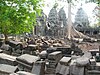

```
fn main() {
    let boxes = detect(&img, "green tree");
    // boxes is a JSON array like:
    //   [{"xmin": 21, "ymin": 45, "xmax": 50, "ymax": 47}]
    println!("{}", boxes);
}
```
[{"xmin": 0, "ymin": 0, "xmax": 44, "ymax": 41}]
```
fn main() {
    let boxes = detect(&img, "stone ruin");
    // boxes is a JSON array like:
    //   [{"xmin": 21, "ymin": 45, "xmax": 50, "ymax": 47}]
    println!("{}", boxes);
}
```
[
  {"xmin": 0, "ymin": 35, "xmax": 99, "ymax": 75},
  {"xmin": 0, "ymin": 4, "xmax": 100, "ymax": 75},
  {"xmin": 35, "ymin": 7, "xmax": 67, "ymax": 38},
  {"xmin": 34, "ymin": 7, "xmax": 100, "ymax": 39}
]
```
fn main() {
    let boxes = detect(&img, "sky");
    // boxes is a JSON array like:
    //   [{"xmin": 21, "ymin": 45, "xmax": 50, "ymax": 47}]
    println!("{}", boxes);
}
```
[{"xmin": 42, "ymin": 0, "xmax": 97, "ymax": 25}]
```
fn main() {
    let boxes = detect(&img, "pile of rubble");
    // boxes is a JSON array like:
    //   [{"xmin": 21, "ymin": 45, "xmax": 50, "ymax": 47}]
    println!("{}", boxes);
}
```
[{"xmin": 0, "ymin": 36, "xmax": 99, "ymax": 75}]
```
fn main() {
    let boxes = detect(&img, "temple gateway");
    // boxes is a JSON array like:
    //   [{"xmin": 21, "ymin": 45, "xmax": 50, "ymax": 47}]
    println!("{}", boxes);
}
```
[{"xmin": 34, "ymin": 7, "xmax": 100, "ymax": 38}]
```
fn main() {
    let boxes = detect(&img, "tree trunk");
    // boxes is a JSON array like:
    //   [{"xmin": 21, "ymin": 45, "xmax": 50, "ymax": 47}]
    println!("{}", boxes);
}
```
[
  {"xmin": 4, "ymin": 34, "xmax": 8, "ymax": 42},
  {"xmin": 67, "ymin": 2, "xmax": 72, "ymax": 40},
  {"xmin": 66, "ymin": 1, "xmax": 89, "ymax": 40},
  {"xmin": 32, "ymin": 26, "xmax": 35, "ymax": 38}
]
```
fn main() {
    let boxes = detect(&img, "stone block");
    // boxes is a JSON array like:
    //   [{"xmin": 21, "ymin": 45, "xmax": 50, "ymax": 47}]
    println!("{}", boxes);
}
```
[
  {"xmin": 0, "ymin": 53, "xmax": 17, "ymax": 66},
  {"xmin": 10, "ymin": 71, "xmax": 36, "ymax": 75},
  {"xmin": 31, "ymin": 61, "xmax": 45, "ymax": 75},
  {"xmin": 16, "ymin": 54, "xmax": 40, "ymax": 70},
  {"xmin": 76, "ymin": 57, "xmax": 89, "ymax": 66},
  {"xmin": 87, "ymin": 70, "xmax": 100, "ymax": 75},
  {"xmin": 60, "ymin": 57, "xmax": 71, "ymax": 66},
  {"xmin": 90, "ymin": 58, "xmax": 96, "ymax": 65},
  {"xmin": 0, "ymin": 64, "xmax": 17, "ymax": 75},
  {"xmin": 46, "ymin": 47, "xmax": 57, "ymax": 53},
  {"xmin": 70, "ymin": 65, "xmax": 84, "ymax": 75},
  {"xmin": 48, "ymin": 51, "xmax": 62, "ymax": 60},
  {"xmin": 39, "ymin": 51, "xmax": 47, "ymax": 59}
]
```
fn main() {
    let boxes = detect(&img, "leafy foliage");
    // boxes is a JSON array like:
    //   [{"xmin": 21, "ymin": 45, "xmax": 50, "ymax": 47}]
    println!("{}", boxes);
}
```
[
  {"xmin": 0, "ymin": 0, "xmax": 44, "ymax": 35},
  {"xmin": 86, "ymin": 0, "xmax": 100, "ymax": 4}
]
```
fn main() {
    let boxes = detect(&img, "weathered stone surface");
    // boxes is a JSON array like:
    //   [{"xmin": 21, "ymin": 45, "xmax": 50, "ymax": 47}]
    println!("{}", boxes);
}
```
[
  {"xmin": 39, "ymin": 51, "xmax": 47, "ymax": 59},
  {"xmin": 0, "ymin": 44, "xmax": 11, "ymax": 51},
  {"xmin": 48, "ymin": 51, "xmax": 62, "ymax": 67},
  {"xmin": 59, "ymin": 65, "xmax": 69, "ymax": 75},
  {"xmin": 6, "ymin": 41, "xmax": 21, "ymax": 48},
  {"xmin": 46, "ymin": 47, "xmax": 57, "ymax": 53},
  {"xmin": 83, "ymin": 51, "xmax": 92, "ymax": 59},
  {"xmin": 95, "ymin": 62, "xmax": 100, "ymax": 70},
  {"xmin": 27, "ymin": 44, "xmax": 37, "ymax": 51},
  {"xmin": 71, "ymin": 55, "xmax": 80, "ymax": 60},
  {"xmin": 76, "ymin": 57, "xmax": 89, "ymax": 66},
  {"xmin": 46, "ymin": 68, "xmax": 56, "ymax": 74},
  {"xmin": 90, "ymin": 62, "xmax": 100, "ymax": 71},
  {"xmin": 56, "ymin": 46, "xmax": 72, "ymax": 55},
  {"xmin": 87, "ymin": 70, "xmax": 100, "ymax": 75},
  {"xmin": 10, "ymin": 71, "xmax": 36, "ymax": 75},
  {"xmin": 16, "ymin": 54, "xmax": 40, "ymax": 65},
  {"xmin": 90, "ymin": 58, "xmax": 96, "ymax": 65},
  {"xmin": 56, "ymin": 63, "xmax": 69, "ymax": 75},
  {"xmin": 16, "ymin": 54, "xmax": 40, "ymax": 70},
  {"xmin": 0, "ymin": 64, "xmax": 17, "ymax": 75},
  {"xmin": 0, "ymin": 53, "xmax": 17, "ymax": 66},
  {"xmin": 31, "ymin": 61, "xmax": 45, "ymax": 75},
  {"xmin": 48, "ymin": 51, "xmax": 62, "ymax": 60},
  {"xmin": 70, "ymin": 65, "xmax": 84, "ymax": 75},
  {"xmin": 56, "ymin": 63, "xmax": 62, "ymax": 73},
  {"xmin": 60, "ymin": 57, "xmax": 71, "ymax": 66}
]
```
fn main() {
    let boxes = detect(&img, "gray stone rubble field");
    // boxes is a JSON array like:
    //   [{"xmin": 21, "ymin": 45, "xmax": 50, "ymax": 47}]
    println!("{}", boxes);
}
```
[{"xmin": 0, "ymin": 36, "xmax": 100, "ymax": 75}]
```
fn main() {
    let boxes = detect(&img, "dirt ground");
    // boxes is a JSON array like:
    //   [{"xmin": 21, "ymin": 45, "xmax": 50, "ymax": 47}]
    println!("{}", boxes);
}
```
[{"xmin": 78, "ymin": 42, "xmax": 100, "ymax": 51}]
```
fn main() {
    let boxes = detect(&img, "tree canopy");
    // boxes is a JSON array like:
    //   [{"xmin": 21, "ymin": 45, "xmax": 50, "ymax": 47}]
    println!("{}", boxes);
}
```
[{"xmin": 0, "ymin": 0, "xmax": 44, "ymax": 37}]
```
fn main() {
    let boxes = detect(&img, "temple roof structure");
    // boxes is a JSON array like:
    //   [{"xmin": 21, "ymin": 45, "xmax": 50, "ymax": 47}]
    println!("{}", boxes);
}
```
[
  {"xmin": 75, "ymin": 7, "xmax": 89, "ymax": 28},
  {"xmin": 58, "ymin": 7, "xmax": 67, "ymax": 27}
]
